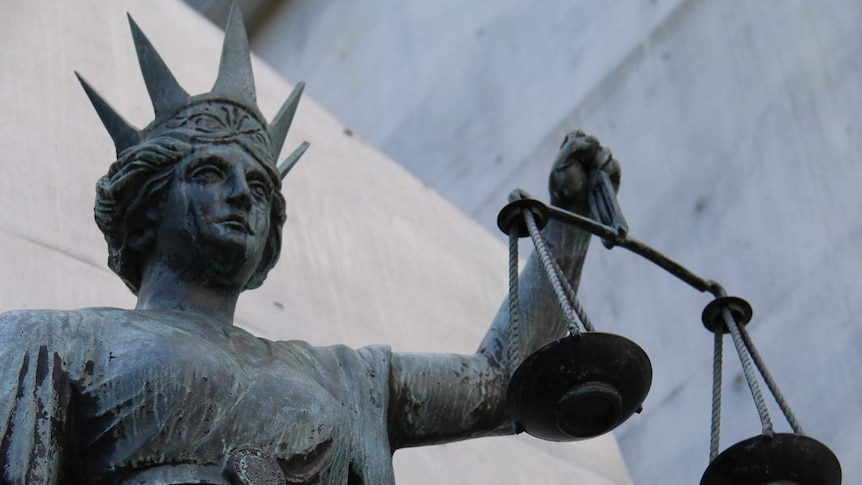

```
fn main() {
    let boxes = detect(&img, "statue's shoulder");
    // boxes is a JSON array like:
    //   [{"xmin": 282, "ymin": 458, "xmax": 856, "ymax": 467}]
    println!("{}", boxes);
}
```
[
  {"xmin": 0, "ymin": 307, "xmax": 131, "ymax": 336},
  {"xmin": 272, "ymin": 339, "xmax": 391, "ymax": 365}
]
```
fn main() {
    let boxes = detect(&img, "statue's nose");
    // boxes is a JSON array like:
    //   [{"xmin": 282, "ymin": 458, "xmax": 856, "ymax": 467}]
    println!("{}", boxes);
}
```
[{"xmin": 225, "ymin": 172, "xmax": 252, "ymax": 210}]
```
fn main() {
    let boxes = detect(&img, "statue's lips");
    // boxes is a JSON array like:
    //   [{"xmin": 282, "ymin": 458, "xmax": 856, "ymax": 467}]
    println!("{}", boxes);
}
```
[{"xmin": 217, "ymin": 216, "xmax": 253, "ymax": 235}]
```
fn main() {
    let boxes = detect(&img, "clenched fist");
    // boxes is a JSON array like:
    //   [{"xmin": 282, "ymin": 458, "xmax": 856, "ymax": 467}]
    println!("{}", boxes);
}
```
[{"xmin": 548, "ymin": 131, "xmax": 621, "ymax": 215}]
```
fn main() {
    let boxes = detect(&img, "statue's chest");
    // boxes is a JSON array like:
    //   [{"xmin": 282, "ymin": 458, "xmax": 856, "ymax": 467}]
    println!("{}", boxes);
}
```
[{"xmin": 82, "ymin": 325, "xmax": 349, "ymax": 476}]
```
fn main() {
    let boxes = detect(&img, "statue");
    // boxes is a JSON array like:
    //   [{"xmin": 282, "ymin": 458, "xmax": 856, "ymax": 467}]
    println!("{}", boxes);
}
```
[{"xmin": 0, "ymin": 5, "xmax": 620, "ymax": 484}]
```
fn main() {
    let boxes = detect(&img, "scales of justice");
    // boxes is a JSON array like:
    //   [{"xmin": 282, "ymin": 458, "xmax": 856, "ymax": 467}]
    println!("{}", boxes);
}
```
[{"xmin": 0, "ymin": 3, "xmax": 841, "ymax": 484}]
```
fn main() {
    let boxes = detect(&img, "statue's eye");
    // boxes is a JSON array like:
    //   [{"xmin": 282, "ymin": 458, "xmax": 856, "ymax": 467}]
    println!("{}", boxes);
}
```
[
  {"xmin": 190, "ymin": 163, "xmax": 225, "ymax": 182},
  {"xmin": 248, "ymin": 178, "xmax": 272, "ymax": 201}
]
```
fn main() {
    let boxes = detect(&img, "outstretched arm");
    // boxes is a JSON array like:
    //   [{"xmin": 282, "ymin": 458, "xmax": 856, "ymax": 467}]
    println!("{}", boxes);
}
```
[{"xmin": 388, "ymin": 132, "xmax": 621, "ymax": 449}]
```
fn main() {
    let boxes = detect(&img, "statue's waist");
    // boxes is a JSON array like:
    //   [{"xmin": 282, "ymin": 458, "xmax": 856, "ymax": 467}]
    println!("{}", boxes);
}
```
[
  {"xmin": 117, "ymin": 451, "xmax": 287, "ymax": 485},
  {"xmin": 118, "ymin": 463, "xmax": 232, "ymax": 485}
]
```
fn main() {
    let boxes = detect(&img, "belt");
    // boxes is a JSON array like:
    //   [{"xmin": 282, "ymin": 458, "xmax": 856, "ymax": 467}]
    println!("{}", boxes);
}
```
[
  {"xmin": 119, "ymin": 448, "xmax": 286, "ymax": 485},
  {"xmin": 118, "ymin": 463, "xmax": 231, "ymax": 485}
]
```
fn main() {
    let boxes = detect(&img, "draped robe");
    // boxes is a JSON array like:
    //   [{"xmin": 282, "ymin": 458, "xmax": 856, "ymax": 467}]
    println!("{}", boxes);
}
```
[{"xmin": 0, "ymin": 308, "xmax": 394, "ymax": 484}]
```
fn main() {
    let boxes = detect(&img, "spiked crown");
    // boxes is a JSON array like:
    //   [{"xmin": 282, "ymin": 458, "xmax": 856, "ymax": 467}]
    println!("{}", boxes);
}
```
[{"xmin": 76, "ymin": 3, "xmax": 308, "ymax": 179}]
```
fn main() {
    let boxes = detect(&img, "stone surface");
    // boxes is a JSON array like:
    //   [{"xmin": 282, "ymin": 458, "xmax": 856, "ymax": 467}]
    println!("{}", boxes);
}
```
[
  {"xmin": 0, "ymin": 0, "xmax": 632, "ymax": 483},
  {"xmin": 252, "ymin": 0, "xmax": 686, "ymax": 220}
]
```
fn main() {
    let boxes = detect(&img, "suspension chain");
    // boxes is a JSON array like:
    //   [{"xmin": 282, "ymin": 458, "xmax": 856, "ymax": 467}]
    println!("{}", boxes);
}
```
[
  {"xmin": 507, "ymin": 227, "xmax": 522, "ymax": 377},
  {"xmin": 710, "ymin": 328, "xmax": 723, "ymax": 460},
  {"xmin": 737, "ymin": 323, "xmax": 804, "ymax": 434},
  {"xmin": 722, "ymin": 307, "xmax": 774, "ymax": 436},
  {"xmin": 522, "ymin": 208, "xmax": 580, "ymax": 334},
  {"xmin": 550, "ymin": 257, "xmax": 595, "ymax": 332}
]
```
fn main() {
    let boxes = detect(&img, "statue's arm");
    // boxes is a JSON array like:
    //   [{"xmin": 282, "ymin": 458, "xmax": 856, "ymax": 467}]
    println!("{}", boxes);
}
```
[{"xmin": 388, "ymin": 132, "xmax": 620, "ymax": 449}]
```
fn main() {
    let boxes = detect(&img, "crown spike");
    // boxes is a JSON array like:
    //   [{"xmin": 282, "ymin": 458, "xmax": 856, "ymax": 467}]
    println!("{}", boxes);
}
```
[
  {"xmin": 270, "ymin": 82, "xmax": 305, "ymax": 158},
  {"xmin": 76, "ymin": 72, "xmax": 140, "ymax": 156},
  {"xmin": 128, "ymin": 15, "xmax": 190, "ymax": 119},
  {"xmin": 278, "ymin": 141, "xmax": 310, "ymax": 180},
  {"xmin": 212, "ymin": 2, "xmax": 256, "ymax": 106}
]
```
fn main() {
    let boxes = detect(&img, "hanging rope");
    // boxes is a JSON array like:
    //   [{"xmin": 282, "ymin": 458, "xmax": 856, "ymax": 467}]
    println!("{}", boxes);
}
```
[
  {"xmin": 710, "ymin": 328, "xmax": 723, "ymax": 461},
  {"xmin": 550, "ymin": 258, "xmax": 595, "ymax": 332},
  {"xmin": 737, "ymin": 323, "xmax": 805, "ymax": 435},
  {"xmin": 722, "ymin": 307, "xmax": 774, "ymax": 436},
  {"xmin": 507, "ymin": 227, "xmax": 523, "ymax": 377},
  {"xmin": 522, "ymin": 208, "xmax": 580, "ymax": 334}
]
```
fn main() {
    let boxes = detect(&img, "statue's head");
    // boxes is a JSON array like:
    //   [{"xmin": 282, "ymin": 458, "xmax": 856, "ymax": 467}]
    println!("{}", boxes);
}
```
[{"xmin": 78, "ymin": 5, "xmax": 307, "ymax": 294}]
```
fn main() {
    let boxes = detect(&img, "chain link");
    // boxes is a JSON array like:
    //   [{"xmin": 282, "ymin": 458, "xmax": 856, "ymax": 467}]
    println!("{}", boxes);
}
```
[
  {"xmin": 507, "ymin": 228, "xmax": 522, "ymax": 377},
  {"xmin": 523, "ymin": 209, "xmax": 580, "ymax": 334}
]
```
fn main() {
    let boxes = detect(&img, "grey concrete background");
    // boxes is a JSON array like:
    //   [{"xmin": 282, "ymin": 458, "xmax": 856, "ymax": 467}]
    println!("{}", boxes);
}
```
[{"xmin": 242, "ymin": 0, "xmax": 862, "ymax": 483}]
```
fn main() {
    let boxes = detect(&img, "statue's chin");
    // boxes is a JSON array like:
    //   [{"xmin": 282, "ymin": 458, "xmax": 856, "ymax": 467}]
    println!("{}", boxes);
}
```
[{"xmin": 158, "ymin": 232, "xmax": 262, "ymax": 291}]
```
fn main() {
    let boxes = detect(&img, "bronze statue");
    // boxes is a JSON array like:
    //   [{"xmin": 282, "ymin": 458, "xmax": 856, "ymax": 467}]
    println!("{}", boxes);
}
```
[{"xmin": 0, "ymin": 5, "xmax": 619, "ymax": 484}]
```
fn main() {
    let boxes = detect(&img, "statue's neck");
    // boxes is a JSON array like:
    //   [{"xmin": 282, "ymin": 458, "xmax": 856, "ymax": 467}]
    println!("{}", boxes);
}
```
[{"xmin": 135, "ymin": 263, "xmax": 241, "ymax": 327}]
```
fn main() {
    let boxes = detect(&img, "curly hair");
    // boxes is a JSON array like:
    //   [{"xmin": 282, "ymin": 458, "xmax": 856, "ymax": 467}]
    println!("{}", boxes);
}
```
[{"xmin": 94, "ymin": 109, "xmax": 287, "ymax": 295}]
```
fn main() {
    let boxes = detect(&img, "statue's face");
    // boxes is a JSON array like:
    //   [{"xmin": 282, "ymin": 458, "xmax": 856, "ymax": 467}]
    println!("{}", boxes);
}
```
[{"xmin": 153, "ymin": 142, "xmax": 274, "ymax": 286}]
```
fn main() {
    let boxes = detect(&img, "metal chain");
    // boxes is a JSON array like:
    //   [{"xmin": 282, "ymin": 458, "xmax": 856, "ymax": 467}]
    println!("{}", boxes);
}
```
[
  {"xmin": 523, "ymin": 209, "xmax": 580, "ymax": 334},
  {"xmin": 722, "ymin": 307, "xmax": 774, "ymax": 436},
  {"xmin": 507, "ymin": 228, "xmax": 522, "ymax": 377},
  {"xmin": 550, "ymin": 258, "xmax": 595, "ymax": 332},
  {"xmin": 737, "ymin": 323, "xmax": 805, "ymax": 434},
  {"xmin": 710, "ymin": 329, "xmax": 723, "ymax": 461}
]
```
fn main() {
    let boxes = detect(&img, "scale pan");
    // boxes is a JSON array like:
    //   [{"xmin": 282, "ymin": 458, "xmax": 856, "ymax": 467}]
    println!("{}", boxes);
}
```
[
  {"xmin": 507, "ymin": 332, "xmax": 651, "ymax": 441},
  {"xmin": 701, "ymin": 433, "xmax": 841, "ymax": 485}
]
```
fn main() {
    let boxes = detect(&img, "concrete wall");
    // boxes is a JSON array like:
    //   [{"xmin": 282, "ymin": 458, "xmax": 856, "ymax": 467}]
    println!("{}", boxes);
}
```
[
  {"xmin": 0, "ymin": 0, "xmax": 631, "ymax": 483},
  {"xmin": 251, "ymin": 0, "xmax": 862, "ymax": 483}
]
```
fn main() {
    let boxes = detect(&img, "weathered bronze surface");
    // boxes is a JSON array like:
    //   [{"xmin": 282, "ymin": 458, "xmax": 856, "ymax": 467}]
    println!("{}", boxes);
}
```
[{"xmin": 0, "ymin": 5, "xmax": 621, "ymax": 484}]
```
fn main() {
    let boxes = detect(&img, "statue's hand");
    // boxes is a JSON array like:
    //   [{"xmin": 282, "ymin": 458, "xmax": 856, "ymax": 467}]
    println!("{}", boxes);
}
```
[{"xmin": 548, "ymin": 130, "xmax": 621, "ymax": 214}]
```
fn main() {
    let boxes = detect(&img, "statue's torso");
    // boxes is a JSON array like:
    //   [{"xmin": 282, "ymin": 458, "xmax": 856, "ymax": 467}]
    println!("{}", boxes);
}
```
[{"xmin": 0, "ymin": 308, "xmax": 394, "ymax": 484}]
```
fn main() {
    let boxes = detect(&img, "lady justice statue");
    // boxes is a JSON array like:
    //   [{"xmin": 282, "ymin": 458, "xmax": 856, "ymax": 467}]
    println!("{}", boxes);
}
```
[{"xmin": 0, "ymin": 5, "xmax": 620, "ymax": 484}]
